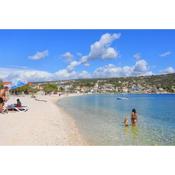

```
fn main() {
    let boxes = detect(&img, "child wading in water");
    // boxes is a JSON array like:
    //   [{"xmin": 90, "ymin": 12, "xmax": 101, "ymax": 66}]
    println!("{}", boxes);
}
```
[{"xmin": 124, "ymin": 117, "xmax": 129, "ymax": 127}]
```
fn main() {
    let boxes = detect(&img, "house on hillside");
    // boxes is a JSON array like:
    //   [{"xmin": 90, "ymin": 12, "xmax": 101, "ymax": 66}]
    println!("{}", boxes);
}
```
[{"xmin": 2, "ymin": 82, "xmax": 12, "ymax": 87}]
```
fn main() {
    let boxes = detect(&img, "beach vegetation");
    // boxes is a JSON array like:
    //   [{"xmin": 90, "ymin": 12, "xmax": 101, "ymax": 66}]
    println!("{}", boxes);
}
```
[
  {"xmin": 10, "ymin": 85, "xmax": 39, "ymax": 95},
  {"xmin": 58, "ymin": 86, "xmax": 64, "ymax": 92},
  {"xmin": 43, "ymin": 83, "xmax": 58, "ymax": 94},
  {"xmin": 0, "ymin": 81, "xmax": 3, "ymax": 89}
]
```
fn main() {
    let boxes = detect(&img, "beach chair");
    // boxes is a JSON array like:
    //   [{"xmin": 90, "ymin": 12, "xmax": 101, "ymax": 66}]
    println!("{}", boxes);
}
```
[{"xmin": 7, "ymin": 104, "xmax": 28, "ymax": 112}]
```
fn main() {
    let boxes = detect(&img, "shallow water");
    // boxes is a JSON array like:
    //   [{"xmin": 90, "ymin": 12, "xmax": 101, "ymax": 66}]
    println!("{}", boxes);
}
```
[{"xmin": 58, "ymin": 94, "xmax": 175, "ymax": 145}]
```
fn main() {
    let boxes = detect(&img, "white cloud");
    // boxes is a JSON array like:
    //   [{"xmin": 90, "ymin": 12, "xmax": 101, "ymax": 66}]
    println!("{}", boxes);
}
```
[
  {"xmin": 93, "ymin": 64, "xmax": 121, "ymax": 78},
  {"xmin": 54, "ymin": 69, "xmax": 77, "ymax": 79},
  {"xmin": 133, "ymin": 53, "xmax": 141, "ymax": 60},
  {"xmin": 88, "ymin": 33, "xmax": 120, "ymax": 60},
  {"xmin": 0, "ymin": 68, "xmax": 11, "ymax": 80},
  {"xmin": 93, "ymin": 59, "xmax": 152, "ymax": 78},
  {"xmin": 80, "ymin": 56, "xmax": 89, "ymax": 64},
  {"xmin": 29, "ymin": 50, "xmax": 48, "ymax": 60},
  {"xmin": 0, "ymin": 58, "xmax": 153, "ymax": 82},
  {"xmin": 66, "ymin": 61, "xmax": 81, "ymax": 72},
  {"xmin": 54, "ymin": 69, "xmax": 90, "ymax": 80},
  {"xmin": 132, "ymin": 54, "xmax": 152, "ymax": 76},
  {"xmin": 0, "ymin": 67, "xmax": 91, "ymax": 82},
  {"xmin": 101, "ymin": 47, "xmax": 118, "ymax": 59},
  {"xmin": 160, "ymin": 51, "xmax": 172, "ymax": 57},
  {"xmin": 78, "ymin": 70, "xmax": 91, "ymax": 78},
  {"xmin": 65, "ymin": 33, "xmax": 121, "ymax": 71},
  {"xmin": 162, "ymin": 67, "xmax": 175, "ymax": 74},
  {"xmin": 62, "ymin": 52, "xmax": 74, "ymax": 62},
  {"xmin": 0, "ymin": 68, "xmax": 53, "ymax": 82},
  {"xmin": 133, "ymin": 59, "xmax": 148, "ymax": 74}
]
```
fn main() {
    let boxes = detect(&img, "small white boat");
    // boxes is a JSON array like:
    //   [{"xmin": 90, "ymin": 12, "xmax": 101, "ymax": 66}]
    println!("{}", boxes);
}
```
[{"xmin": 116, "ymin": 97, "xmax": 128, "ymax": 100}]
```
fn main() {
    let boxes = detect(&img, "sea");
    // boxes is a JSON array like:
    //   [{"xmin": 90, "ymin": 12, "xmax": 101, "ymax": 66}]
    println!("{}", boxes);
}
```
[{"xmin": 58, "ymin": 94, "xmax": 175, "ymax": 145}]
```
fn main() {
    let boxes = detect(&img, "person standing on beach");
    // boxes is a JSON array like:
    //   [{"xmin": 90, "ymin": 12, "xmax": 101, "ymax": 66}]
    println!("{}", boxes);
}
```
[
  {"xmin": 0, "ymin": 97, "xmax": 4, "ymax": 112},
  {"xmin": 0, "ymin": 86, "xmax": 9, "ymax": 102},
  {"xmin": 131, "ymin": 108, "xmax": 138, "ymax": 126}
]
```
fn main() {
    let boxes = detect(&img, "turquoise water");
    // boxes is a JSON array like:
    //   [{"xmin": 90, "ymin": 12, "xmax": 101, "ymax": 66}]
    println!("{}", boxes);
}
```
[{"xmin": 58, "ymin": 94, "xmax": 175, "ymax": 145}]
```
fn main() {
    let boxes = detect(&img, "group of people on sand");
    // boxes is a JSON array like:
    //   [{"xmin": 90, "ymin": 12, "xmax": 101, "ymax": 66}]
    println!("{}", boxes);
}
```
[
  {"xmin": 0, "ymin": 86, "xmax": 23, "ymax": 113},
  {"xmin": 124, "ymin": 108, "xmax": 138, "ymax": 127}
]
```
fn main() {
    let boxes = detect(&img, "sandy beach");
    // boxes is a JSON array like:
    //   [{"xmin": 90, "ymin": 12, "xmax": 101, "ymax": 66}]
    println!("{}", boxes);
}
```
[{"xmin": 0, "ymin": 94, "xmax": 87, "ymax": 145}]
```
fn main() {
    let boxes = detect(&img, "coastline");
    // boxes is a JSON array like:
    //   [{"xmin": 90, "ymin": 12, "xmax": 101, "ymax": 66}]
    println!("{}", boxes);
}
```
[
  {"xmin": 50, "ymin": 93, "xmax": 88, "ymax": 145},
  {"xmin": 0, "ymin": 94, "xmax": 87, "ymax": 145},
  {"xmin": 1, "ymin": 93, "xmax": 174, "ymax": 145}
]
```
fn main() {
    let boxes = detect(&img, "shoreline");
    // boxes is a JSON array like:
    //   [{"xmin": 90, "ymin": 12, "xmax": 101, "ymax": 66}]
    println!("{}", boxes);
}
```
[
  {"xmin": 55, "ymin": 93, "xmax": 175, "ymax": 146},
  {"xmin": 49, "ymin": 93, "xmax": 88, "ymax": 145},
  {"xmin": 0, "ymin": 94, "xmax": 87, "ymax": 145},
  {"xmin": 1, "ymin": 93, "xmax": 174, "ymax": 145}
]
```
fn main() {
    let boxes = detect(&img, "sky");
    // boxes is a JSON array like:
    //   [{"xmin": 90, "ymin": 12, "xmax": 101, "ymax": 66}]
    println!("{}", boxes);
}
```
[{"xmin": 0, "ymin": 29, "xmax": 174, "ymax": 82}]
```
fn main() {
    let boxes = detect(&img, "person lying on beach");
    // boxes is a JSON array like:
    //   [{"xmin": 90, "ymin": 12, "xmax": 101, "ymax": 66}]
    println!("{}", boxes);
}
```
[
  {"xmin": 7, "ymin": 104, "xmax": 28, "ymax": 112},
  {"xmin": 124, "ymin": 117, "xmax": 129, "ymax": 127},
  {"xmin": 7, "ymin": 99, "xmax": 28, "ymax": 112},
  {"xmin": 131, "ymin": 108, "xmax": 138, "ymax": 126}
]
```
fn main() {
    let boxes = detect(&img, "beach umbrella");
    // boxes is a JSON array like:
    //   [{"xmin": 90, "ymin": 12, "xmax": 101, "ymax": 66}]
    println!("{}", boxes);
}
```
[{"xmin": 10, "ymin": 80, "xmax": 28, "ymax": 90}]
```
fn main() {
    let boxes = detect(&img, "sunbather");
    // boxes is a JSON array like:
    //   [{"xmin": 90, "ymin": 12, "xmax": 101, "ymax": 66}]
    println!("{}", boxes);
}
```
[
  {"xmin": 7, "ymin": 99, "xmax": 28, "ymax": 112},
  {"xmin": 15, "ymin": 99, "xmax": 22, "ymax": 107},
  {"xmin": 7, "ymin": 104, "xmax": 28, "ymax": 112}
]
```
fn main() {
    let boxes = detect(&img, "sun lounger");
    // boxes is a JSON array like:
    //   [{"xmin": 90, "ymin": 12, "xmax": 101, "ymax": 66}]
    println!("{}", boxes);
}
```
[{"xmin": 7, "ymin": 104, "xmax": 28, "ymax": 112}]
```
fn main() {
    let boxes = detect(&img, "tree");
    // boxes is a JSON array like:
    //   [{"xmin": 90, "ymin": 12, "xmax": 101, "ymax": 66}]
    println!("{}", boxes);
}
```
[
  {"xmin": 10, "ymin": 84, "xmax": 39, "ymax": 95},
  {"xmin": 43, "ymin": 84, "xmax": 58, "ymax": 94},
  {"xmin": 0, "ymin": 81, "xmax": 3, "ymax": 89},
  {"xmin": 59, "ymin": 86, "xmax": 64, "ymax": 92}
]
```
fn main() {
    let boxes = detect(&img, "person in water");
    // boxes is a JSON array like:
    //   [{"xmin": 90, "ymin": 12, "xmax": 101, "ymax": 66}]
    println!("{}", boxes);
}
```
[
  {"xmin": 124, "ymin": 117, "xmax": 129, "ymax": 127},
  {"xmin": 131, "ymin": 108, "xmax": 138, "ymax": 126}
]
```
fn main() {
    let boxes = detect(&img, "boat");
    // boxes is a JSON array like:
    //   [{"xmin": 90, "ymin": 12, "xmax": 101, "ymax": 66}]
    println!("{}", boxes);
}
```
[{"xmin": 116, "ymin": 97, "xmax": 128, "ymax": 100}]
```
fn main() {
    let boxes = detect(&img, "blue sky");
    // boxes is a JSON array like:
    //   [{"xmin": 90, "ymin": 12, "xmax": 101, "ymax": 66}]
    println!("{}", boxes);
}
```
[{"xmin": 0, "ymin": 30, "xmax": 174, "ymax": 82}]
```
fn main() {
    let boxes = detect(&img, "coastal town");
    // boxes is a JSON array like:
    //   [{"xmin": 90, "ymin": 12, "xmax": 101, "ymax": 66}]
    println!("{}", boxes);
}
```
[
  {"xmin": 1, "ymin": 73, "xmax": 174, "ymax": 95},
  {"xmin": 32, "ymin": 73, "xmax": 175, "ymax": 94}
]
